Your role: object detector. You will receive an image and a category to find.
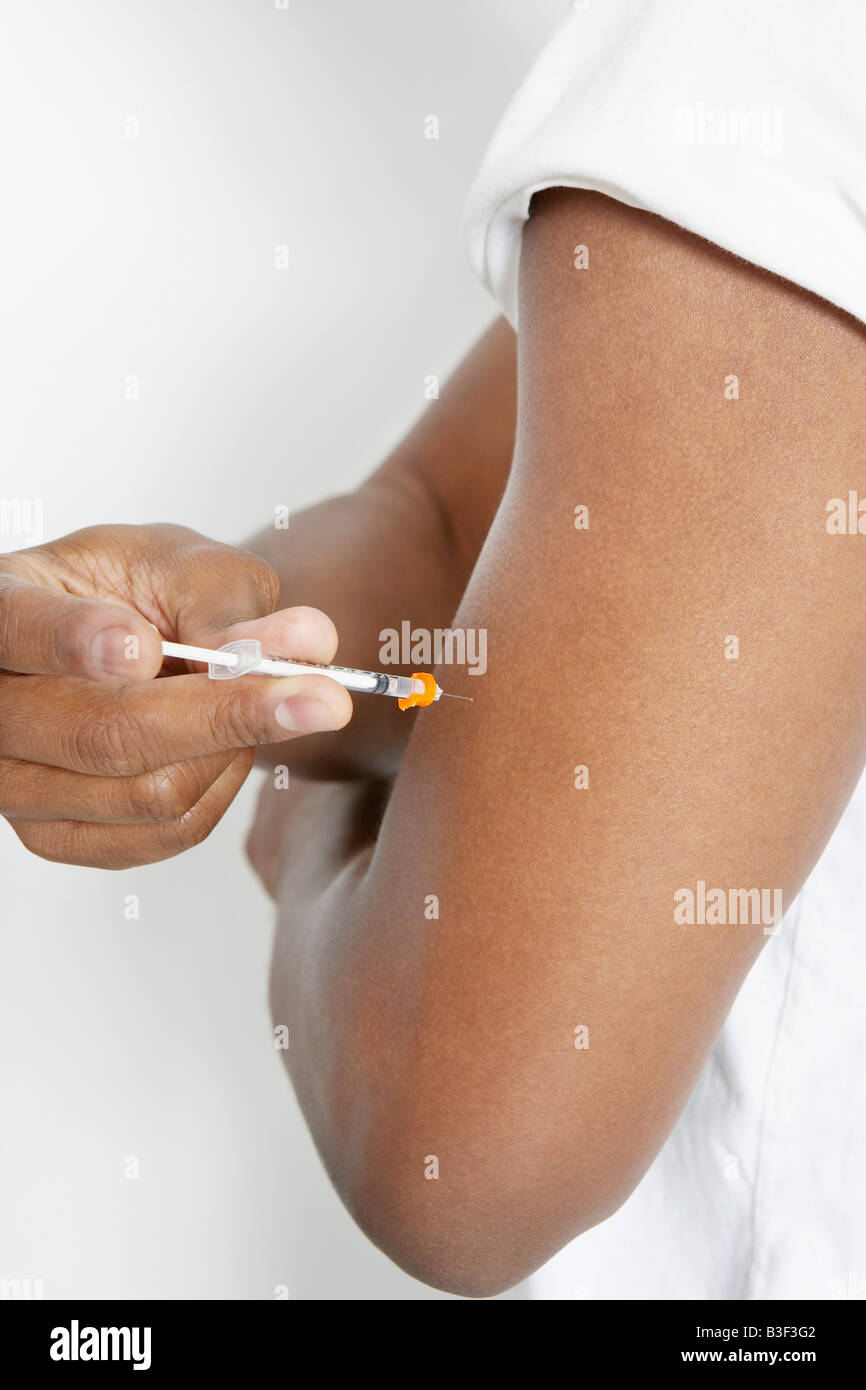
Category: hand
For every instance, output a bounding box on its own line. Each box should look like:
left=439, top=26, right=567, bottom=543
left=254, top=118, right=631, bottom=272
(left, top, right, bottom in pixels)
left=0, top=523, right=352, bottom=867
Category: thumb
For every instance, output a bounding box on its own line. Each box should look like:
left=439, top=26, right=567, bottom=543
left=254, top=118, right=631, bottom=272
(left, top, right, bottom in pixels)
left=0, top=573, right=162, bottom=681
left=167, top=547, right=340, bottom=665
left=170, top=545, right=282, bottom=646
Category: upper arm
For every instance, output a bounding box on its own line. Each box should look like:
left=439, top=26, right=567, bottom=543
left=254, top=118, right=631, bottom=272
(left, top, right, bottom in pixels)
left=291, top=190, right=866, bottom=1295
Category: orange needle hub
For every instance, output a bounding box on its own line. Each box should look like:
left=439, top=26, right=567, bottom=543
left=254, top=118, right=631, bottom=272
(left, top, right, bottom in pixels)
left=397, top=671, right=439, bottom=710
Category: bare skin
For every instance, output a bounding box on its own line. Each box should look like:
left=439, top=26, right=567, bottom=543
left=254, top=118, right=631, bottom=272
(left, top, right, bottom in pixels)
left=249, top=190, right=866, bottom=1296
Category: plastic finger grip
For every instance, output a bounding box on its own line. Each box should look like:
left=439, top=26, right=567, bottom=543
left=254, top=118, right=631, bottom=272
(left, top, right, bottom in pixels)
left=208, top=639, right=263, bottom=680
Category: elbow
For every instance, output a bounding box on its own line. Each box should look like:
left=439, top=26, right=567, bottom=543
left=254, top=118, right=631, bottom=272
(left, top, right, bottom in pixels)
left=375, top=1233, right=531, bottom=1301
left=342, top=1159, right=626, bottom=1299
left=348, top=1200, right=527, bottom=1299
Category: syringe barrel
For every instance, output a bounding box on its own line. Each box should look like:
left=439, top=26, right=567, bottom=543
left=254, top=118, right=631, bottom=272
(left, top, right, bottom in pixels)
left=253, top=656, right=424, bottom=698
left=327, top=670, right=425, bottom=699
left=377, top=674, right=425, bottom=699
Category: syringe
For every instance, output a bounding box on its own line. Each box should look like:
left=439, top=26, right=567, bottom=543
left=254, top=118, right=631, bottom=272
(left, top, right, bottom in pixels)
left=160, top=638, right=472, bottom=710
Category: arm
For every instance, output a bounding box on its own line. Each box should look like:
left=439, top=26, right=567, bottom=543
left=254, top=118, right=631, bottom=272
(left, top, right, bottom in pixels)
left=262, top=190, right=866, bottom=1296
left=245, top=317, right=516, bottom=779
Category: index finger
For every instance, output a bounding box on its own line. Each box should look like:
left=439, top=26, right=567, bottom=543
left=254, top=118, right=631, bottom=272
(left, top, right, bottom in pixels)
left=0, top=667, right=353, bottom=776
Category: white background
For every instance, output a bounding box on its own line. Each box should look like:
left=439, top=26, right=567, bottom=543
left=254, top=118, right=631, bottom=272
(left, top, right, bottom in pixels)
left=0, top=0, right=566, bottom=1299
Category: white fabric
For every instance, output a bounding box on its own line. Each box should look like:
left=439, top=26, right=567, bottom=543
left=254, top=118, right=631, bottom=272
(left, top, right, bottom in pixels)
left=462, top=0, right=866, bottom=1300
left=464, top=0, right=866, bottom=331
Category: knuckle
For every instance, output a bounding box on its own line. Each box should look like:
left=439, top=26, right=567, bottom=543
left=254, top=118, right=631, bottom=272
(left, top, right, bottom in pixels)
left=159, top=796, right=223, bottom=855
left=0, top=758, right=19, bottom=814
left=208, top=687, right=262, bottom=750
left=243, top=553, right=280, bottom=611
left=0, top=585, right=19, bottom=666
left=69, top=697, right=146, bottom=775
left=190, top=547, right=280, bottom=624
left=128, top=764, right=199, bottom=821
left=0, top=580, right=39, bottom=671
left=54, top=608, right=95, bottom=674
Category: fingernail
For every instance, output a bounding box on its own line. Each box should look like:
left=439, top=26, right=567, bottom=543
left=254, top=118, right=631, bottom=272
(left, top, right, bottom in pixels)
left=91, top=626, right=138, bottom=677
left=273, top=696, right=337, bottom=733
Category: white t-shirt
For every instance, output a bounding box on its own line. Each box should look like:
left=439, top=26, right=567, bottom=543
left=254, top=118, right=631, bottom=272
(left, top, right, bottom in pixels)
left=465, top=0, right=866, bottom=332
left=463, top=0, right=866, bottom=1301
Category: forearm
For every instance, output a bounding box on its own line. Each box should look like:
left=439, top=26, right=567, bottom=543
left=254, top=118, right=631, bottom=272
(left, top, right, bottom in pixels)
left=246, top=317, right=516, bottom=778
